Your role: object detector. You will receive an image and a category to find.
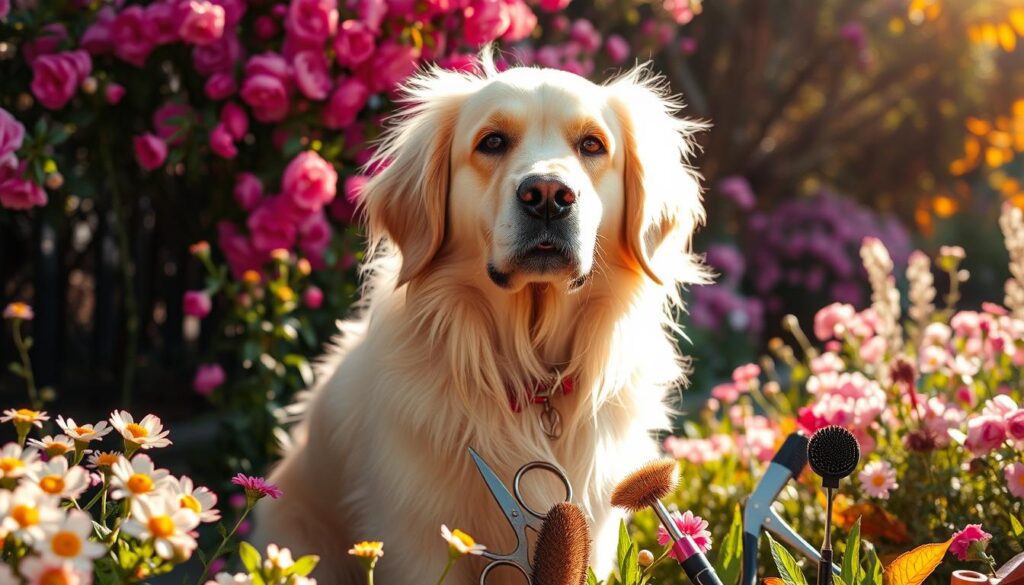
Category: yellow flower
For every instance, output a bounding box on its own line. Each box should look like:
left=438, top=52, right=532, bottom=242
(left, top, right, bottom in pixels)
left=440, top=525, right=486, bottom=556
left=348, top=541, right=384, bottom=559
left=275, top=286, right=295, bottom=303
left=242, top=270, right=262, bottom=285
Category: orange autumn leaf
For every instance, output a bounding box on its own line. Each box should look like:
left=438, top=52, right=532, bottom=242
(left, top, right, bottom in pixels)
left=763, top=579, right=786, bottom=585
left=834, top=501, right=911, bottom=544
left=883, top=538, right=952, bottom=585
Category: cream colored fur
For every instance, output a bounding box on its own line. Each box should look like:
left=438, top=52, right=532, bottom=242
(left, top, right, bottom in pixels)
left=252, top=52, right=708, bottom=584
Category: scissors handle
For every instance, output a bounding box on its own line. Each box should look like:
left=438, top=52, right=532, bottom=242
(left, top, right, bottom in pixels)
left=480, top=558, right=532, bottom=584
left=512, top=461, right=573, bottom=521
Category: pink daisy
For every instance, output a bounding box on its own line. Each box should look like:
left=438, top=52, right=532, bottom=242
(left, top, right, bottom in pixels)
left=1005, top=463, right=1024, bottom=499
left=858, top=461, right=898, bottom=499
left=231, top=473, right=282, bottom=504
left=657, top=510, right=712, bottom=560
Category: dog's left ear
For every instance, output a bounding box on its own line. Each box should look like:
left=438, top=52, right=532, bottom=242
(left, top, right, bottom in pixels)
left=361, top=68, right=478, bottom=287
left=609, top=68, right=709, bottom=288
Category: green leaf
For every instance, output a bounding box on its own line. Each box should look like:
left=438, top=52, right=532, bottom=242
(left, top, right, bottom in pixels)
left=715, top=504, right=744, bottom=585
left=8, top=362, right=26, bottom=378
left=834, top=575, right=849, bottom=585
left=1012, top=514, right=1024, bottom=538
left=283, top=354, right=314, bottom=387
left=619, top=543, right=639, bottom=585
left=238, top=541, right=262, bottom=574
left=289, top=555, right=320, bottom=577
left=766, top=533, right=809, bottom=585
left=841, top=517, right=862, bottom=585
left=586, top=567, right=600, bottom=585
left=863, top=541, right=883, bottom=585
left=616, top=520, right=630, bottom=568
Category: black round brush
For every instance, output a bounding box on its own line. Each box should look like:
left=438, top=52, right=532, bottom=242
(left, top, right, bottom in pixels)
left=807, top=426, right=860, bottom=585
left=531, top=502, right=591, bottom=585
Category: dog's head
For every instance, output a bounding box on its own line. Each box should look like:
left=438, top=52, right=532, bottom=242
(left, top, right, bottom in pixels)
left=362, top=53, right=706, bottom=295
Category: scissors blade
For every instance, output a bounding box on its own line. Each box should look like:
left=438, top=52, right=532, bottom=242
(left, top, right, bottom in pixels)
left=469, top=448, right=528, bottom=532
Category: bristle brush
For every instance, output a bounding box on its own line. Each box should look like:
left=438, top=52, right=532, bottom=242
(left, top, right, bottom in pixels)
left=807, top=426, right=861, bottom=585
left=611, top=460, right=724, bottom=585
left=531, top=502, right=591, bottom=585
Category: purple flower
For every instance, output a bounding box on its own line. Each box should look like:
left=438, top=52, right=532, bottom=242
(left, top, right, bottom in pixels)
left=717, top=176, right=756, bottom=210
left=231, top=474, right=283, bottom=504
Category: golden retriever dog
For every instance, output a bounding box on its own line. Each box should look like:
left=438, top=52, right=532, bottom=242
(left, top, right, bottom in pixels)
left=253, top=50, right=707, bottom=583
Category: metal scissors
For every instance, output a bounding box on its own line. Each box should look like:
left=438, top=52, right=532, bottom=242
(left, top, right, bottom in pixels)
left=468, top=447, right=573, bottom=584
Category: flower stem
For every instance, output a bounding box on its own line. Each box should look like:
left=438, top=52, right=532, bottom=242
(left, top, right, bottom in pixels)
left=11, top=320, right=40, bottom=410
left=195, top=504, right=254, bottom=585
left=434, top=557, right=457, bottom=585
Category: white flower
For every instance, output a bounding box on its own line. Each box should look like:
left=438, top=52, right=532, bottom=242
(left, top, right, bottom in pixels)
left=109, top=411, right=171, bottom=450
left=122, top=494, right=199, bottom=560
left=858, top=460, right=899, bottom=500
left=56, top=416, right=112, bottom=444
left=28, top=457, right=90, bottom=500
left=167, top=476, right=220, bottom=523
left=86, top=451, right=122, bottom=471
left=27, top=435, right=76, bottom=458
left=206, top=573, right=253, bottom=585
left=264, top=544, right=295, bottom=571
left=0, top=408, right=49, bottom=428
left=0, top=484, right=63, bottom=544
left=440, top=525, right=487, bottom=555
left=20, top=556, right=93, bottom=585
left=0, top=442, right=41, bottom=480
left=35, top=509, right=106, bottom=569
left=109, top=454, right=171, bottom=500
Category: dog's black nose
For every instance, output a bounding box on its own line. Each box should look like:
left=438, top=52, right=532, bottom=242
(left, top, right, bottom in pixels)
left=516, top=175, right=576, bottom=221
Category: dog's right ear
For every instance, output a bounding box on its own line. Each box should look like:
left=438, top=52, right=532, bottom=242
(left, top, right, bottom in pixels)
left=361, top=67, right=483, bottom=287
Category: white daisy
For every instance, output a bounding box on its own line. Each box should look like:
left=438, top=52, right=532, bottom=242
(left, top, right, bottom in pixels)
left=264, top=544, right=295, bottom=571
left=35, top=509, right=106, bottom=569
left=20, top=556, right=92, bottom=585
left=206, top=573, right=253, bottom=585
left=0, top=408, right=49, bottom=428
left=109, top=411, right=171, bottom=451
left=0, top=442, right=41, bottom=480
left=122, top=494, right=199, bottom=560
left=27, top=435, right=76, bottom=458
left=440, top=525, right=487, bottom=555
left=0, top=484, right=63, bottom=544
left=167, top=476, right=220, bottom=523
left=56, top=416, right=112, bottom=444
left=109, top=454, right=171, bottom=501
left=28, top=457, right=90, bottom=500
left=86, top=451, right=122, bottom=472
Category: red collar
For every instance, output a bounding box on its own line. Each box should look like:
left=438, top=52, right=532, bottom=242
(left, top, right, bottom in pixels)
left=508, top=377, right=574, bottom=413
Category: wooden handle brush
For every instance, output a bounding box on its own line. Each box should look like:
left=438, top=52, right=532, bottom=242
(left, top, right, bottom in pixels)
left=531, top=502, right=591, bottom=585
left=611, top=460, right=724, bottom=585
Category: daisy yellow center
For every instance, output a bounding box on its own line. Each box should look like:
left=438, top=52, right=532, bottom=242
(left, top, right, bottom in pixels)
left=180, top=494, right=201, bottom=514
left=125, top=423, right=149, bottom=439
left=8, top=303, right=30, bottom=318
left=349, top=541, right=383, bottom=558
left=15, top=408, right=38, bottom=420
left=47, top=444, right=70, bottom=456
left=148, top=515, right=176, bottom=538
left=127, top=473, right=154, bottom=494
left=0, top=457, right=24, bottom=473
left=40, top=475, right=66, bottom=495
left=39, top=569, right=70, bottom=585
left=96, top=453, right=119, bottom=467
left=51, top=531, right=83, bottom=557
left=872, top=475, right=887, bottom=487
left=453, top=529, right=476, bottom=548
left=12, top=504, right=39, bottom=527
left=74, top=426, right=92, bottom=435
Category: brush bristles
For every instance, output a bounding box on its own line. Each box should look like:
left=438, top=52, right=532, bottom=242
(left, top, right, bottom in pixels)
left=610, top=460, right=678, bottom=512
left=532, top=502, right=591, bottom=585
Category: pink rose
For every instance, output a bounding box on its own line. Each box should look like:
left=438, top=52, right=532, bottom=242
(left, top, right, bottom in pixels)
left=31, top=51, right=89, bottom=110
left=183, top=290, right=213, bottom=318
left=293, top=51, right=332, bottom=100
left=153, top=102, right=196, bottom=146
left=299, top=211, right=332, bottom=261
left=606, top=34, right=630, bottom=64
left=358, top=0, right=387, bottom=31
left=287, top=0, right=338, bottom=44
left=0, top=0, right=9, bottom=19
left=949, top=524, right=992, bottom=562
left=22, top=23, right=69, bottom=65
left=221, top=102, right=248, bottom=139
left=104, top=82, right=125, bottom=105
left=144, top=2, right=181, bottom=46
left=205, top=72, right=237, bottom=100
left=0, top=175, right=47, bottom=210
left=965, top=415, right=1007, bottom=455
left=1008, top=409, right=1024, bottom=442
left=283, top=151, right=337, bottom=212
left=303, top=286, right=324, bottom=309
left=331, top=174, right=365, bottom=223
left=81, top=8, right=116, bottom=55
left=502, top=0, right=536, bottom=42
left=192, top=34, right=243, bottom=76
left=209, top=123, right=237, bottom=159
left=356, top=41, right=419, bottom=93
left=538, top=0, right=571, bottom=11
left=112, top=6, right=156, bottom=67
left=570, top=19, right=601, bottom=52
left=194, top=364, right=226, bottom=395
left=134, top=133, right=168, bottom=171
left=254, top=15, right=279, bottom=41
left=323, top=77, right=369, bottom=129
left=248, top=198, right=298, bottom=252
left=0, top=107, right=25, bottom=168
left=241, top=52, right=293, bottom=123
left=333, top=20, right=375, bottom=68
left=813, top=302, right=856, bottom=340
left=218, top=221, right=263, bottom=277
left=212, top=0, right=246, bottom=28
left=463, top=0, right=510, bottom=45
left=234, top=173, right=263, bottom=211
left=1006, top=463, right=1024, bottom=499
left=180, top=1, right=226, bottom=45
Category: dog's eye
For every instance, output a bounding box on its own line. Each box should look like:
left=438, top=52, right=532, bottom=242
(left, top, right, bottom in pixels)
left=476, top=133, right=508, bottom=155
left=579, top=136, right=606, bottom=156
